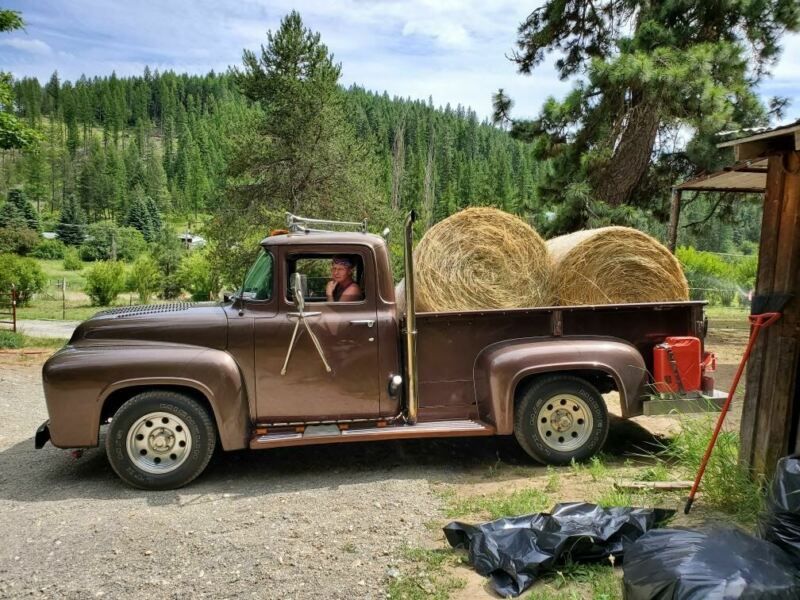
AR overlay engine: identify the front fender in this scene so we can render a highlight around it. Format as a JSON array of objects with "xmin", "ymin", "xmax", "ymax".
[
  {"xmin": 42, "ymin": 342, "xmax": 249, "ymax": 450},
  {"xmin": 474, "ymin": 337, "xmax": 647, "ymax": 434}
]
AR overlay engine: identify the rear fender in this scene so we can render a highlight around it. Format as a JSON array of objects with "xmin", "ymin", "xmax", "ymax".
[
  {"xmin": 42, "ymin": 343, "xmax": 249, "ymax": 450},
  {"xmin": 474, "ymin": 338, "xmax": 647, "ymax": 434}
]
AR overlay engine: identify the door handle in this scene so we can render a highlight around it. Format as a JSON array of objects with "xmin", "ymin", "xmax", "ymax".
[
  {"xmin": 349, "ymin": 319, "xmax": 375, "ymax": 328},
  {"xmin": 288, "ymin": 311, "xmax": 322, "ymax": 318}
]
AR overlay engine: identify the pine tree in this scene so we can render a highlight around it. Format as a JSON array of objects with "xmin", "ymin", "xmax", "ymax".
[
  {"xmin": 0, "ymin": 199, "xmax": 26, "ymax": 229},
  {"xmin": 56, "ymin": 194, "xmax": 87, "ymax": 246},
  {"xmin": 494, "ymin": 0, "xmax": 800, "ymax": 231},
  {"xmin": 0, "ymin": 10, "xmax": 39, "ymax": 149},
  {"xmin": 124, "ymin": 188, "xmax": 154, "ymax": 241},
  {"xmin": 7, "ymin": 188, "xmax": 38, "ymax": 230}
]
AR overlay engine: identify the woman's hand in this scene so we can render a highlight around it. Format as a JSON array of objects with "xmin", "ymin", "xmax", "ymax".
[{"xmin": 325, "ymin": 280, "xmax": 336, "ymax": 301}]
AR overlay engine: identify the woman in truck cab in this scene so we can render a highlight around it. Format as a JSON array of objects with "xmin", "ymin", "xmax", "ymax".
[{"xmin": 326, "ymin": 256, "xmax": 362, "ymax": 302}]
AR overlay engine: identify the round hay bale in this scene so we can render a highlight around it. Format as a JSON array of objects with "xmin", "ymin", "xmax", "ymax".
[
  {"xmin": 413, "ymin": 207, "xmax": 552, "ymax": 312},
  {"xmin": 547, "ymin": 226, "xmax": 689, "ymax": 306}
]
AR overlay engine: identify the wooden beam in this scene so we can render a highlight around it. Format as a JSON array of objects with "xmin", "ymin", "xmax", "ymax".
[{"xmin": 675, "ymin": 187, "xmax": 764, "ymax": 194}]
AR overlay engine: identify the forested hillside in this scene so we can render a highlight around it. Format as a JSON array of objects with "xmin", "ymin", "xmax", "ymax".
[
  {"xmin": 2, "ymin": 71, "xmax": 543, "ymax": 233},
  {"xmin": 2, "ymin": 69, "xmax": 760, "ymax": 252}
]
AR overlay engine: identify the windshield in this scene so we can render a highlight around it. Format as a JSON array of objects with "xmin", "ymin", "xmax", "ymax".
[{"xmin": 240, "ymin": 250, "xmax": 273, "ymax": 300}]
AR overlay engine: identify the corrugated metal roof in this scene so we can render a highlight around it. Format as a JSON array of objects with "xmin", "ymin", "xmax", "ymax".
[
  {"xmin": 717, "ymin": 119, "xmax": 800, "ymax": 149},
  {"xmin": 676, "ymin": 158, "xmax": 768, "ymax": 193}
]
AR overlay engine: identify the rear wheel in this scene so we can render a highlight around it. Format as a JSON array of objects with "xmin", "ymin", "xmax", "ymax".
[
  {"xmin": 106, "ymin": 390, "xmax": 216, "ymax": 490},
  {"xmin": 514, "ymin": 375, "xmax": 609, "ymax": 465}
]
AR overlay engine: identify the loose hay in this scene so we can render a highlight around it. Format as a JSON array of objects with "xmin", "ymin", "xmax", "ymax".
[
  {"xmin": 413, "ymin": 207, "xmax": 552, "ymax": 312},
  {"xmin": 547, "ymin": 226, "xmax": 689, "ymax": 306}
]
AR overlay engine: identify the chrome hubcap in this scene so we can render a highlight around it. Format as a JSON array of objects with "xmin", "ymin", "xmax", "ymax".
[
  {"xmin": 534, "ymin": 394, "xmax": 593, "ymax": 452},
  {"xmin": 126, "ymin": 412, "xmax": 192, "ymax": 474}
]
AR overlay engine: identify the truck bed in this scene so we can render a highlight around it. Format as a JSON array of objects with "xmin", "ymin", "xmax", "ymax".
[{"xmin": 414, "ymin": 301, "xmax": 706, "ymax": 421}]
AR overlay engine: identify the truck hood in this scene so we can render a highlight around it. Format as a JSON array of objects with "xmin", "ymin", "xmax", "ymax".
[{"xmin": 69, "ymin": 302, "xmax": 228, "ymax": 349}]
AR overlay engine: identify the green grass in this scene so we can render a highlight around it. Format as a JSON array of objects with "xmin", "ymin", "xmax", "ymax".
[
  {"xmin": 35, "ymin": 258, "xmax": 89, "ymax": 287},
  {"xmin": 443, "ymin": 487, "xmax": 551, "ymax": 520},
  {"xmin": 387, "ymin": 546, "xmax": 466, "ymax": 600},
  {"xmin": 0, "ymin": 330, "xmax": 67, "ymax": 349},
  {"xmin": 570, "ymin": 454, "xmax": 610, "ymax": 482},
  {"xmin": 16, "ymin": 302, "xmax": 108, "ymax": 321},
  {"xmin": 657, "ymin": 415, "xmax": 764, "ymax": 525},
  {"xmin": 705, "ymin": 305, "xmax": 749, "ymax": 329},
  {"xmin": 545, "ymin": 466, "xmax": 561, "ymax": 493},
  {"xmin": 526, "ymin": 563, "xmax": 620, "ymax": 600}
]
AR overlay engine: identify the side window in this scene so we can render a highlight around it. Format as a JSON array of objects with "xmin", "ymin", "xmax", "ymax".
[
  {"xmin": 286, "ymin": 254, "xmax": 365, "ymax": 303},
  {"xmin": 241, "ymin": 250, "xmax": 273, "ymax": 301}
]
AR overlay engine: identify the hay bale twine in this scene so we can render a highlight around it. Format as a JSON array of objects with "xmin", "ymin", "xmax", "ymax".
[
  {"xmin": 547, "ymin": 226, "xmax": 689, "ymax": 306},
  {"xmin": 413, "ymin": 207, "xmax": 552, "ymax": 312}
]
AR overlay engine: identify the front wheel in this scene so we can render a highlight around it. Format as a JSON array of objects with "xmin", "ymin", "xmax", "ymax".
[
  {"xmin": 514, "ymin": 375, "xmax": 609, "ymax": 465},
  {"xmin": 106, "ymin": 391, "xmax": 216, "ymax": 490}
]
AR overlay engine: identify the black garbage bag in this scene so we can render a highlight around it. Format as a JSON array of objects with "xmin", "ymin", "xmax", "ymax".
[
  {"xmin": 760, "ymin": 454, "xmax": 800, "ymax": 566},
  {"xmin": 443, "ymin": 502, "xmax": 673, "ymax": 597},
  {"xmin": 622, "ymin": 527, "xmax": 800, "ymax": 600}
]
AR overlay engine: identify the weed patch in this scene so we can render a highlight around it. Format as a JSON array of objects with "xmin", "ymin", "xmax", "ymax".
[
  {"xmin": 444, "ymin": 487, "xmax": 550, "ymax": 520},
  {"xmin": 658, "ymin": 415, "xmax": 764, "ymax": 525},
  {"xmin": 0, "ymin": 330, "xmax": 66, "ymax": 349},
  {"xmin": 388, "ymin": 546, "xmax": 466, "ymax": 600},
  {"xmin": 527, "ymin": 562, "xmax": 621, "ymax": 599}
]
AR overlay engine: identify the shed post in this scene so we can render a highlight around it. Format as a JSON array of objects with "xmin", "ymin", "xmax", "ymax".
[{"xmin": 739, "ymin": 150, "xmax": 800, "ymax": 476}]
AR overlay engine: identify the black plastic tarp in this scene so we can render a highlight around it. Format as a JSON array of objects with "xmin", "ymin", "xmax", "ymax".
[
  {"xmin": 760, "ymin": 454, "xmax": 800, "ymax": 567},
  {"xmin": 622, "ymin": 527, "xmax": 800, "ymax": 599},
  {"xmin": 443, "ymin": 502, "xmax": 673, "ymax": 597}
]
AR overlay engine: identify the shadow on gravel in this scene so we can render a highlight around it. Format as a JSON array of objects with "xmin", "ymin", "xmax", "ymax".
[{"xmin": 0, "ymin": 416, "xmax": 664, "ymax": 504}]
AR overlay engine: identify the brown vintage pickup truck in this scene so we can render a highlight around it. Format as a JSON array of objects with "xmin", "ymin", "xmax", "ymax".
[{"xmin": 36, "ymin": 212, "xmax": 719, "ymax": 489}]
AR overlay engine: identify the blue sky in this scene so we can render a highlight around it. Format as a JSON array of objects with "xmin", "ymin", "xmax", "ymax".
[{"xmin": 2, "ymin": 0, "xmax": 799, "ymax": 122}]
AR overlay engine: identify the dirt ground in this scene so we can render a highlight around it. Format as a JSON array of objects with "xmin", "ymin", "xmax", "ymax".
[{"xmin": 0, "ymin": 325, "xmax": 748, "ymax": 599}]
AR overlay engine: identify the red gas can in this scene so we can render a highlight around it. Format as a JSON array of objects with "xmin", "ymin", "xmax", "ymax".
[{"xmin": 653, "ymin": 336, "xmax": 702, "ymax": 394}]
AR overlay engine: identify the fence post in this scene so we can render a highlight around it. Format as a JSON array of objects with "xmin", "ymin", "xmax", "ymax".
[
  {"xmin": 62, "ymin": 278, "xmax": 67, "ymax": 320},
  {"xmin": 11, "ymin": 285, "xmax": 16, "ymax": 333}
]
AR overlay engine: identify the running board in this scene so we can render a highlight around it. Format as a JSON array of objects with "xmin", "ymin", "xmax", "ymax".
[{"xmin": 249, "ymin": 419, "xmax": 495, "ymax": 450}]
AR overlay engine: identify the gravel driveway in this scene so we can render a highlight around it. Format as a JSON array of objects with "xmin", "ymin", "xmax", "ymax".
[
  {"xmin": 15, "ymin": 320, "xmax": 81, "ymax": 339},
  {"xmin": 0, "ymin": 356, "xmax": 494, "ymax": 599}
]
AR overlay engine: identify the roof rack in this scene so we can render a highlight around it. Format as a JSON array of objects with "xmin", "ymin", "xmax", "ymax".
[{"xmin": 286, "ymin": 212, "xmax": 368, "ymax": 234}]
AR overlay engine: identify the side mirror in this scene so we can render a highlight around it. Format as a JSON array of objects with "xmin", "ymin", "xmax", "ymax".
[{"xmin": 291, "ymin": 272, "xmax": 307, "ymax": 313}]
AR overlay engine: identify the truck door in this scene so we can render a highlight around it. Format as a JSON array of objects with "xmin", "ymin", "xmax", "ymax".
[{"xmin": 254, "ymin": 247, "xmax": 380, "ymax": 421}]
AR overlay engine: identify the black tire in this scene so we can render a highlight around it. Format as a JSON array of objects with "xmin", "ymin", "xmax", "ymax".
[
  {"xmin": 106, "ymin": 390, "xmax": 216, "ymax": 490},
  {"xmin": 514, "ymin": 375, "xmax": 609, "ymax": 465}
]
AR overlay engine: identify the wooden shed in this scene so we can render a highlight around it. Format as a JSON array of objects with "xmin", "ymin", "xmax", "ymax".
[{"xmin": 672, "ymin": 121, "xmax": 800, "ymax": 476}]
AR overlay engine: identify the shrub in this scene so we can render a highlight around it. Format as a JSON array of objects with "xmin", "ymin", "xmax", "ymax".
[
  {"xmin": 80, "ymin": 222, "xmax": 147, "ymax": 262},
  {"xmin": 152, "ymin": 229, "xmax": 185, "ymax": 299},
  {"xmin": 30, "ymin": 238, "xmax": 66, "ymax": 260},
  {"xmin": 733, "ymin": 254, "xmax": 758, "ymax": 289},
  {"xmin": 126, "ymin": 254, "xmax": 161, "ymax": 304},
  {"xmin": 677, "ymin": 246, "xmax": 738, "ymax": 305},
  {"xmin": 84, "ymin": 261, "xmax": 125, "ymax": 306},
  {"xmin": 63, "ymin": 247, "xmax": 82, "ymax": 271},
  {"xmin": 178, "ymin": 250, "xmax": 220, "ymax": 301},
  {"xmin": 0, "ymin": 253, "xmax": 47, "ymax": 306},
  {"xmin": 0, "ymin": 227, "xmax": 40, "ymax": 255}
]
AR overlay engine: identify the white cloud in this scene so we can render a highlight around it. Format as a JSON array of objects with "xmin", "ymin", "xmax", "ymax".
[
  {"xmin": 401, "ymin": 20, "xmax": 471, "ymax": 49},
  {"xmin": 0, "ymin": 37, "xmax": 52, "ymax": 55}
]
